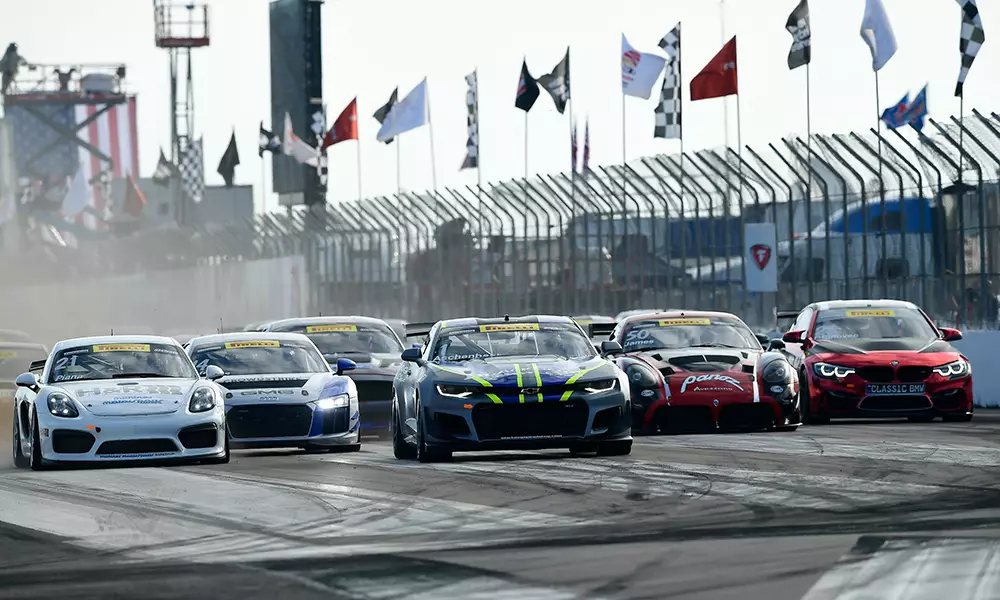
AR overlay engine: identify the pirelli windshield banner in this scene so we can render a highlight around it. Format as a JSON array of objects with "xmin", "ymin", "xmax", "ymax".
[
  {"xmin": 93, "ymin": 344, "xmax": 151, "ymax": 352},
  {"xmin": 306, "ymin": 325, "xmax": 358, "ymax": 333},
  {"xmin": 224, "ymin": 340, "xmax": 281, "ymax": 349},
  {"xmin": 479, "ymin": 324, "xmax": 540, "ymax": 333},
  {"xmin": 844, "ymin": 309, "xmax": 896, "ymax": 318}
]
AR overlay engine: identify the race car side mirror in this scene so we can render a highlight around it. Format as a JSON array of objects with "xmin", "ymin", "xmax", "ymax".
[
  {"xmin": 205, "ymin": 365, "xmax": 225, "ymax": 381},
  {"xmin": 336, "ymin": 358, "xmax": 357, "ymax": 375},
  {"xmin": 767, "ymin": 339, "xmax": 786, "ymax": 351},
  {"xmin": 782, "ymin": 330, "xmax": 805, "ymax": 344},
  {"xmin": 14, "ymin": 372, "xmax": 38, "ymax": 390},
  {"xmin": 600, "ymin": 341, "xmax": 623, "ymax": 357},
  {"xmin": 401, "ymin": 348, "xmax": 424, "ymax": 365},
  {"xmin": 940, "ymin": 327, "xmax": 963, "ymax": 342},
  {"xmin": 755, "ymin": 333, "xmax": 770, "ymax": 346}
]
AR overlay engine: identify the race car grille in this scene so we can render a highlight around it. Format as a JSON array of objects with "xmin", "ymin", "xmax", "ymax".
[
  {"xmin": 859, "ymin": 395, "xmax": 932, "ymax": 411},
  {"xmin": 222, "ymin": 379, "xmax": 309, "ymax": 390},
  {"xmin": 354, "ymin": 380, "xmax": 394, "ymax": 403},
  {"xmin": 471, "ymin": 400, "xmax": 588, "ymax": 441},
  {"xmin": 227, "ymin": 405, "xmax": 313, "ymax": 438},
  {"xmin": 718, "ymin": 404, "xmax": 776, "ymax": 430},
  {"xmin": 51, "ymin": 430, "xmax": 95, "ymax": 454},
  {"xmin": 897, "ymin": 366, "xmax": 932, "ymax": 382},
  {"xmin": 96, "ymin": 439, "xmax": 179, "ymax": 455},
  {"xmin": 179, "ymin": 424, "xmax": 220, "ymax": 449},
  {"xmin": 856, "ymin": 366, "xmax": 895, "ymax": 382},
  {"xmin": 321, "ymin": 407, "xmax": 350, "ymax": 434}
]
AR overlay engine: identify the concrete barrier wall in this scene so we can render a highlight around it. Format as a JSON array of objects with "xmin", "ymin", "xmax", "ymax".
[{"xmin": 952, "ymin": 332, "xmax": 1000, "ymax": 408}]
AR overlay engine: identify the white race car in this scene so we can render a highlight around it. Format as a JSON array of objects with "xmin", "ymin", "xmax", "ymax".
[
  {"xmin": 184, "ymin": 332, "xmax": 362, "ymax": 451},
  {"xmin": 11, "ymin": 335, "xmax": 229, "ymax": 470}
]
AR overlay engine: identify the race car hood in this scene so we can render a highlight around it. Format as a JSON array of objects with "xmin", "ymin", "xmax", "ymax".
[
  {"xmin": 57, "ymin": 377, "xmax": 198, "ymax": 416},
  {"xmin": 634, "ymin": 347, "xmax": 760, "ymax": 375},
  {"xmin": 216, "ymin": 372, "xmax": 347, "ymax": 404},
  {"xmin": 430, "ymin": 356, "xmax": 618, "ymax": 387},
  {"xmin": 809, "ymin": 341, "xmax": 963, "ymax": 367},
  {"xmin": 808, "ymin": 337, "xmax": 958, "ymax": 357},
  {"xmin": 322, "ymin": 352, "xmax": 401, "ymax": 373}
]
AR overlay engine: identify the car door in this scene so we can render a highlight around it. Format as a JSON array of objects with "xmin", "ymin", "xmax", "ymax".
[{"xmin": 782, "ymin": 308, "xmax": 814, "ymax": 371}]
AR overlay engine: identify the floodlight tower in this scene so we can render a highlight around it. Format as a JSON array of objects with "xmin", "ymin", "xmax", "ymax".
[{"xmin": 153, "ymin": 1, "xmax": 209, "ymax": 165}]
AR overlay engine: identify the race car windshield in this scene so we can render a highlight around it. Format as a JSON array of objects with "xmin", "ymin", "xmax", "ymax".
[
  {"xmin": 281, "ymin": 324, "xmax": 403, "ymax": 356},
  {"xmin": 621, "ymin": 318, "xmax": 759, "ymax": 352},
  {"xmin": 431, "ymin": 324, "xmax": 596, "ymax": 362},
  {"xmin": 812, "ymin": 307, "xmax": 937, "ymax": 342},
  {"xmin": 0, "ymin": 347, "xmax": 47, "ymax": 380},
  {"xmin": 189, "ymin": 340, "xmax": 328, "ymax": 376},
  {"xmin": 48, "ymin": 343, "xmax": 196, "ymax": 383}
]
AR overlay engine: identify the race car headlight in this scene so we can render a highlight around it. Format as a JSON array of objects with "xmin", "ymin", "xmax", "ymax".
[
  {"xmin": 436, "ymin": 384, "xmax": 476, "ymax": 399},
  {"xmin": 813, "ymin": 362, "xmax": 855, "ymax": 380},
  {"xmin": 626, "ymin": 364, "xmax": 658, "ymax": 387},
  {"xmin": 47, "ymin": 392, "xmax": 78, "ymax": 418},
  {"xmin": 762, "ymin": 361, "xmax": 792, "ymax": 383},
  {"xmin": 933, "ymin": 360, "xmax": 970, "ymax": 379},
  {"xmin": 580, "ymin": 379, "xmax": 618, "ymax": 394},
  {"xmin": 316, "ymin": 394, "xmax": 350, "ymax": 409},
  {"xmin": 189, "ymin": 387, "xmax": 217, "ymax": 413}
]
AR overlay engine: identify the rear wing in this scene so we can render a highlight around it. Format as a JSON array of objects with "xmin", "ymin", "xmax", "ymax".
[
  {"xmin": 776, "ymin": 311, "xmax": 801, "ymax": 321},
  {"xmin": 588, "ymin": 322, "xmax": 617, "ymax": 339},
  {"xmin": 404, "ymin": 322, "xmax": 437, "ymax": 338},
  {"xmin": 28, "ymin": 359, "xmax": 46, "ymax": 373}
]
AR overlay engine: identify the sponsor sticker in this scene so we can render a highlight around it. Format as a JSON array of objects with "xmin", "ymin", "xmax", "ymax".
[
  {"xmin": 224, "ymin": 340, "xmax": 280, "ymax": 349},
  {"xmin": 93, "ymin": 344, "xmax": 150, "ymax": 353},
  {"xmin": 658, "ymin": 318, "xmax": 711, "ymax": 326},
  {"xmin": 679, "ymin": 373, "xmax": 744, "ymax": 393},
  {"xmin": 306, "ymin": 325, "xmax": 357, "ymax": 333},
  {"xmin": 0, "ymin": 351, "xmax": 18, "ymax": 359},
  {"xmin": 845, "ymin": 309, "xmax": 895, "ymax": 318},
  {"xmin": 479, "ymin": 324, "xmax": 540, "ymax": 332}
]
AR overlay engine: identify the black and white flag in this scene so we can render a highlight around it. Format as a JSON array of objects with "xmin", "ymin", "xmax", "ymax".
[
  {"xmin": 258, "ymin": 123, "xmax": 281, "ymax": 156},
  {"xmin": 461, "ymin": 71, "xmax": 479, "ymax": 170},
  {"xmin": 785, "ymin": 0, "xmax": 811, "ymax": 70},
  {"xmin": 151, "ymin": 148, "xmax": 175, "ymax": 186},
  {"xmin": 537, "ymin": 49, "xmax": 571, "ymax": 114},
  {"xmin": 654, "ymin": 23, "xmax": 681, "ymax": 139},
  {"xmin": 372, "ymin": 87, "xmax": 398, "ymax": 145},
  {"xmin": 956, "ymin": 0, "xmax": 985, "ymax": 96},
  {"xmin": 179, "ymin": 138, "xmax": 205, "ymax": 203}
]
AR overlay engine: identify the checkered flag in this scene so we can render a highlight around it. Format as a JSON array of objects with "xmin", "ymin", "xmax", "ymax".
[
  {"xmin": 461, "ymin": 70, "xmax": 479, "ymax": 170},
  {"xmin": 955, "ymin": 0, "xmax": 985, "ymax": 97},
  {"xmin": 654, "ymin": 23, "xmax": 681, "ymax": 139},
  {"xmin": 179, "ymin": 138, "xmax": 205, "ymax": 204}
]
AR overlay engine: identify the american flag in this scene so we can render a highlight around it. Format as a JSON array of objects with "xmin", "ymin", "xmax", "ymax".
[
  {"xmin": 6, "ymin": 104, "xmax": 79, "ymax": 181},
  {"xmin": 74, "ymin": 98, "xmax": 140, "ymax": 228}
]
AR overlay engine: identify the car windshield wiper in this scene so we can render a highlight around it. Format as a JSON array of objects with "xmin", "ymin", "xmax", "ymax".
[{"xmin": 110, "ymin": 372, "xmax": 170, "ymax": 379}]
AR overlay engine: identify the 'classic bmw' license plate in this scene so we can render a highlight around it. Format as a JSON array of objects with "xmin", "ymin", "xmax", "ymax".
[{"xmin": 865, "ymin": 383, "xmax": 925, "ymax": 395}]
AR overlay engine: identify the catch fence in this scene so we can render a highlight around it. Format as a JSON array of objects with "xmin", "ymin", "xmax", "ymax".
[{"xmin": 5, "ymin": 110, "xmax": 1000, "ymax": 337}]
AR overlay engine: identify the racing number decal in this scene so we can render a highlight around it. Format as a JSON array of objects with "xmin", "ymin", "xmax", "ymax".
[
  {"xmin": 624, "ymin": 328, "xmax": 651, "ymax": 344},
  {"xmin": 194, "ymin": 359, "xmax": 210, "ymax": 374},
  {"xmin": 53, "ymin": 356, "xmax": 80, "ymax": 370}
]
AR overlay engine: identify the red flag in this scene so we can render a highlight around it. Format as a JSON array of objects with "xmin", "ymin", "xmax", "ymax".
[
  {"xmin": 322, "ymin": 98, "xmax": 359, "ymax": 150},
  {"xmin": 124, "ymin": 173, "xmax": 146, "ymax": 218},
  {"xmin": 690, "ymin": 37, "xmax": 738, "ymax": 101}
]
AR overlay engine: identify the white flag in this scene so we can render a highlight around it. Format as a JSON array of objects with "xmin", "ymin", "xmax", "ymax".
[
  {"xmin": 621, "ymin": 34, "xmax": 667, "ymax": 99},
  {"xmin": 860, "ymin": 0, "xmax": 898, "ymax": 71},
  {"xmin": 377, "ymin": 78, "xmax": 428, "ymax": 142},
  {"xmin": 61, "ymin": 167, "xmax": 91, "ymax": 218},
  {"xmin": 282, "ymin": 112, "xmax": 320, "ymax": 167}
]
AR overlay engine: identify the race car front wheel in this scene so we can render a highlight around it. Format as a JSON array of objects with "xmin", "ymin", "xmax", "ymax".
[
  {"xmin": 415, "ymin": 403, "xmax": 450, "ymax": 463},
  {"xmin": 29, "ymin": 413, "xmax": 47, "ymax": 471},
  {"xmin": 799, "ymin": 371, "xmax": 829, "ymax": 425},
  {"xmin": 391, "ymin": 401, "xmax": 416, "ymax": 460},
  {"xmin": 11, "ymin": 409, "xmax": 28, "ymax": 469}
]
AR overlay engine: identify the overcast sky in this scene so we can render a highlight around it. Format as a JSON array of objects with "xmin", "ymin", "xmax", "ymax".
[{"xmin": 2, "ymin": 0, "xmax": 996, "ymax": 213}]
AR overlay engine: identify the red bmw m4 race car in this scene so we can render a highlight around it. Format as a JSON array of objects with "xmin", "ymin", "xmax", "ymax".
[
  {"xmin": 778, "ymin": 299, "xmax": 973, "ymax": 423},
  {"xmin": 593, "ymin": 311, "xmax": 801, "ymax": 433}
]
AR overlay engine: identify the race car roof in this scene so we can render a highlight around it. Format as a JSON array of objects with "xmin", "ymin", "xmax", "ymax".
[
  {"xmin": 441, "ymin": 315, "xmax": 575, "ymax": 328},
  {"xmin": 50, "ymin": 335, "xmax": 183, "ymax": 354},
  {"xmin": 620, "ymin": 310, "xmax": 740, "ymax": 324},
  {"xmin": 263, "ymin": 316, "xmax": 394, "ymax": 330},
  {"xmin": 185, "ymin": 331, "xmax": 315, "ymax": 350},
  {"xmin": 812, "ymin": 299, "xmax": 919, "ymax": 312}
]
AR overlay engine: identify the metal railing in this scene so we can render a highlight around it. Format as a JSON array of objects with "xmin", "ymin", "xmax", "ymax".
[{"xmin": 6, "ymin": 110, "xmax": 1000, "ymax": 333}]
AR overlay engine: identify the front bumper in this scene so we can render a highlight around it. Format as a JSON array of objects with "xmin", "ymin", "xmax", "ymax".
[
  {"xmin": 809, "ymin": 373, "xmax": 973, "ymax": 418},
  {"xmin": 225, "ymin": 402, "xmax": 361, "ymax": 449},
  {"xmin": 37, "ymin": 406, "xmax": 227, "ymax": 463},
  {"xmin": 633, "ymin": 383, "xmax": 799, "ymax": 433},
  {"xmin": 416, "ymin": 390, "xmax": 631, "ymax": 451}
]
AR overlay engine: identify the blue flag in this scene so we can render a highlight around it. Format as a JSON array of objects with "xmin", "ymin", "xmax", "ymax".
[
  {"xmin": 880, "ymin": 93, "xmax": 910, "ymax": 129},
  {"xmin": 901, "ymin": 85, "xmax": 928, "ymax": 131}
]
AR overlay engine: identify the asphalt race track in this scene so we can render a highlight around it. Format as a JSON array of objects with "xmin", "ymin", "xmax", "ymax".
[{"xmin": 1, "ymin": 416, "xmax": 1000, "ymax": 599}]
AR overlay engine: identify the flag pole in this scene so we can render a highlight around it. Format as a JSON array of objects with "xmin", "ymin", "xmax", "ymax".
[
  {"xmin": 355, "ymin": 100, "xmax": 363, "ymax": 201},
  {"xmin": 426, "ymin": 79, "xmax": 438, "ymax": 191},
  {"xmin": 736, "ymin": 91, "xmax": 743, "ymax": 206},
  {"xmin": 806, "ymin": 61, "xmax": 812, "ymax": 210},
  {"xmin": 874, "ymin": 70, "xmax": 884, "ymax": 195},
  {"xmin": 959, "ymin": 94, "xmax": 964, "ymax": 183},
  {"xmin": 260, "ymin": 148, "xmax": 267, "ymax": 213},
  {"xmin": 621, "ymin": 90, "xmax": 627, "ymax": 213},
  {"xmin": 396, "ymin": 135, "xmax": 401, "ymax": 194}
]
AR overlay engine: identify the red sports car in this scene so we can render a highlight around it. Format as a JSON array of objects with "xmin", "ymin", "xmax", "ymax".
[
  {"xmin": 594, "ymin": 311, "xmax": 801, "ymax": 433},
  {"xmin": 778, "ymin": 299, "xmax": 973, "ymax": 423}
]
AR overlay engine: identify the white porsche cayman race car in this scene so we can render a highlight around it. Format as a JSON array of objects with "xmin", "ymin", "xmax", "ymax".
[
  {"xmin": 184, "ymin": 332, "xmax": 362, "ymax": 451},
  {"xmin": 11, "ymin": 335, "xmax": 229, "ymax": 470}
]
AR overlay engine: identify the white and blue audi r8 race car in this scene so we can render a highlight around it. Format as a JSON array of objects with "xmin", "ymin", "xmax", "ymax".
[
  {"xmin": 11, "ymin": 335, "xmax": 229, "ymax": 470},
  {"xmin": 185, "ymin": 332, "xmax": 362, "ymax": 452}
]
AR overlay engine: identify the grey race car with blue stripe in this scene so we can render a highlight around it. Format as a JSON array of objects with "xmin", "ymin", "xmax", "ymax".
[{"xmin": 391, "ymin": 316, "xmax": 632, "ymax": 462}]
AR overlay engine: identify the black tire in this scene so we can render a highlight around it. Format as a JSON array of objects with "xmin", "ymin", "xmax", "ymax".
[
  {"xmin": 597, "ymin": 440, "xmax": 632, "ymax": 456},
  {"xmin": 340, "ymin": 443, "xmax": 362, "ymax": 452},
  {"xmin": 202, "ymin": 434, "xmax": 230, "ymax": 465},
  {"xmin": 392, "ymin": 401, "xmax": 417, "ymax": 460},
  {"xmin": 29, "ymin": 413, "xmax": 47, "ymax": 471},
  {"xmin": 799, "ymin": 372, "xmax": 829, "ymax": 425},
  {"xmin": 415, "ymin": 403, "xmax": 450, "ymax": 463},
  {"xmin": 12, "ymin": 409, "xmax": 28, "ymax": 469},
  {"xmin": 943, "ymin": 413, "xmax": 974, "ymax": 423}
]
